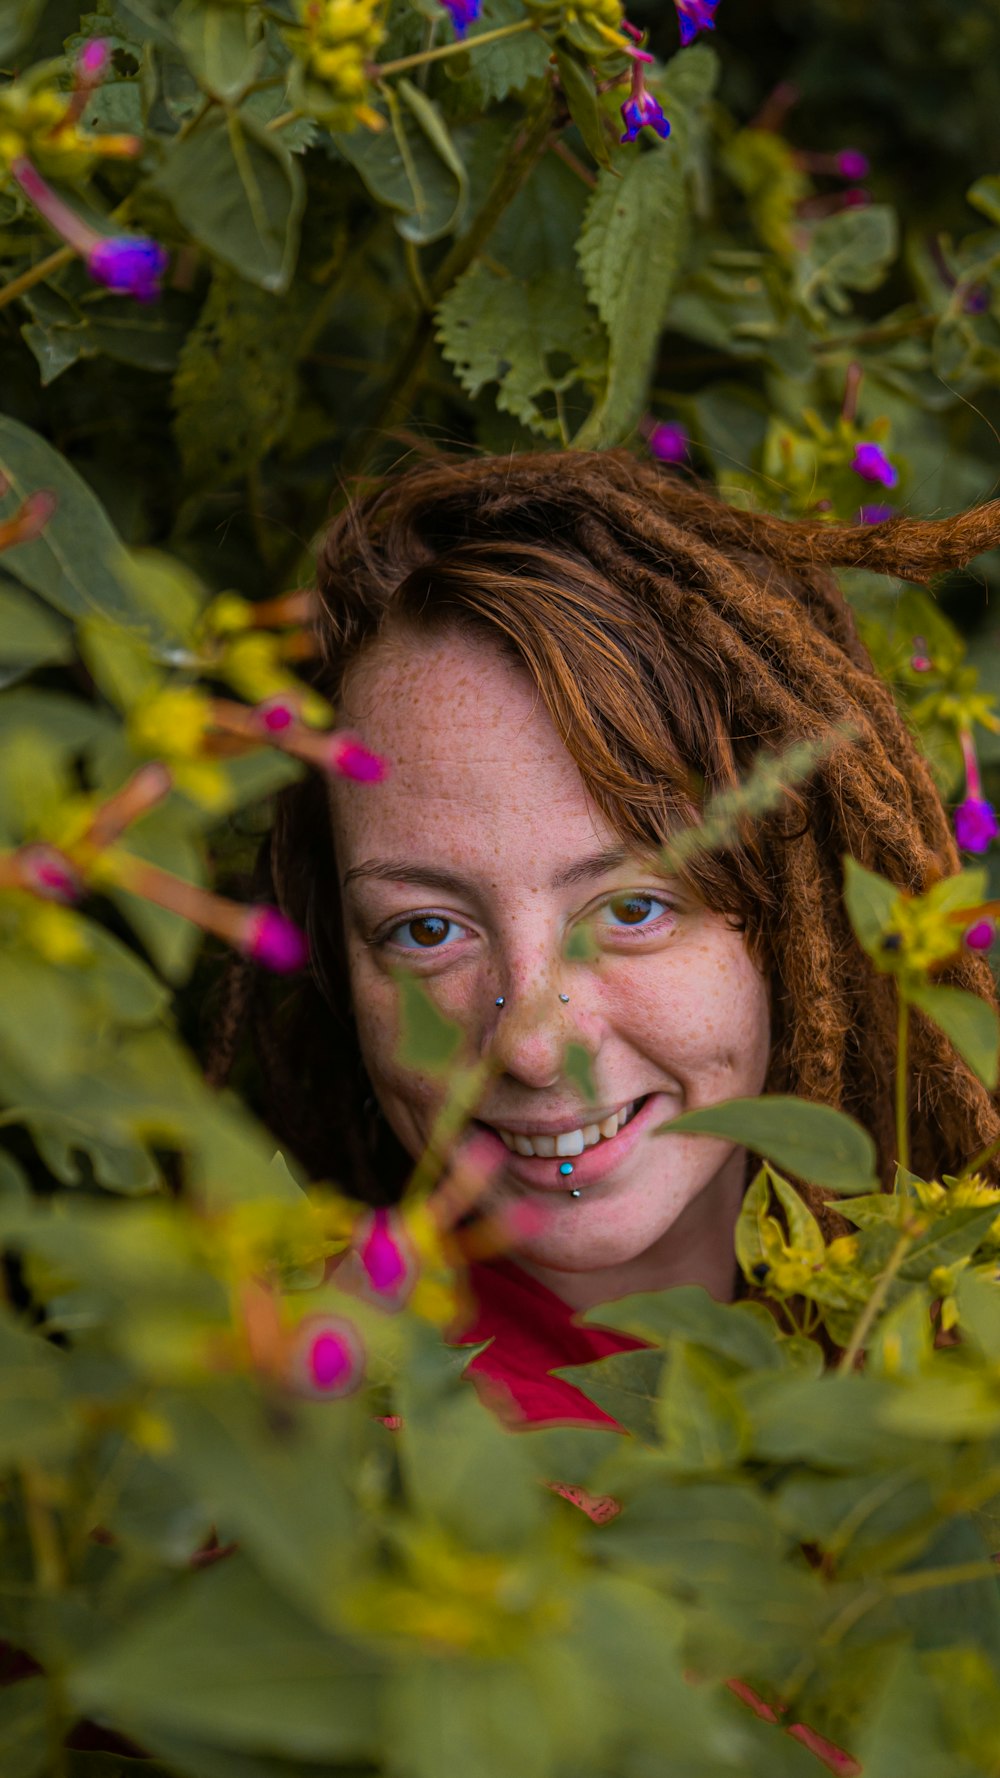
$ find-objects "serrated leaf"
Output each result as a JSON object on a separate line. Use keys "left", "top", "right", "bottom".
{"left": 154, "top": 108, "right": 304, "bottom": 293}
{"left": 460, "top": 0, "right": 550, "bottom": 104}
{"left": 907, "top": 980, "right": 999, "bottom": 1089}
{"left": 173, "top": 270, "right": 298, "bottom": 491}
{"left": 794, "top": 204, "right": 899, "bottom": 319}
{"left": 437, "top": 263, "right": 603, "bottom": 437}
{"left": 659, "top": 1095, "right": 879, "bottom": 1194}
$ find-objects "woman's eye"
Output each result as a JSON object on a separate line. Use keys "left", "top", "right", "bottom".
{"left": 388, "top": 915, "right": 465, "bottom": 950}
{"left": 600, "top": 893, "right": 671, "bottom": 929}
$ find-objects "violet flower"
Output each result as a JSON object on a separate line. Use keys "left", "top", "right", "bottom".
{"left": 836, "top": 149, "right": 869, "bottom": 180}
{"left": 439, "top": 0, "right": 481, "bottom": 31}
{"left": 965, "top": 919, "right": 995, "bottom": 952}
{"left": 327, "top": 734, "right": 388, "bottom": 783}
{"left": 358, "top": 1208, "right": 414, "bottom": 1306}
{"left": 955, "top": 730, "right": 999, "bottom": 855}
{"left": 675, "top": 0, "right": 718, "bottom": 45}
{"left": 620, "top": 58, "right": 670, "bottom": 145}
{"left": 851, "top": 442, "right": 898, "bottom": 488}
{"left": 856, "top": 503, "right": 895, "bottom": 525}
{"left": 646, "top": 421, "right": 688, "bottom": 464}
{"left": 11, "top": 157, "right": 168, "bottom": 302}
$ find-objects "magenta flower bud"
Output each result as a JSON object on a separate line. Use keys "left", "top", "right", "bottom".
{"left": 327, "top": 736, "right": 388, "bottom": 783}
{"left": 18, "top": 845, "right": 83, "bottom": 903}
{"left": 910, "top": 637, "right": 932, "bottom": 672}
{"left": 836, "top": 149, "right": 870, "bottom": 180}
{"left": 954, "top": 797, "right": 999, "bottom": 855}
{"left": 965, "top": 919, "right": 995, "bottom": 952}
{"left": 358, "top": 1208, "right": 414, "bottom": 1305}
{"left": 647, "top": 422, "right": 689, "bottom": 464}
{"left": 857, "top": 503, "right": 895, "bottom": 524}
{"left": 245, "top": 907, "right": 310, "bottom": 972}
{"left": 851, "top": 443, "right": 898, "bottom": 488}
{"left": 440, "top": 0, "right": 481, "bottom": 32}
{"left": 675, "top": 0, "right": 719, "bottom": 45}
{"left": 289, "top": 1315, "right": 364, "bottom": 1397}
{"left": 256, "top": 696, "right": 296, "bottom": 734}
{"left": 87, "top": 236, "right": 169, "bottom": 303}
{"left": 78, "top": 38, "right": 111, "bottom": 82}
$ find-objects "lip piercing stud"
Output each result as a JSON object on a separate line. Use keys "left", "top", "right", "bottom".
{"left": 559, "top": 1161, "right": 574, "bottom": 1176}
{"left": 558, "top": 993, "right": 570, "bottom": 1003}
{"left": 569, "top": 1188, "right": 582, "bottom": 1198}
{"left": 495, "top": 996, "right": 505, "bottom": 1006}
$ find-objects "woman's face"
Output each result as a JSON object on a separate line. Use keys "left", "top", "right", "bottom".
{"left": 329, "top": 630, "right": 771, "bottom": 1308}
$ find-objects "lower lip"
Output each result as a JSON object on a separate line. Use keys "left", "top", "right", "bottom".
{"left": 475, "top": 1092, "right": 669, "bottom": 1194}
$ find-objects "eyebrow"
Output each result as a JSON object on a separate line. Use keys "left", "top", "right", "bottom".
{"left": 341, "top": 845, "right": 636, "bottom": 896}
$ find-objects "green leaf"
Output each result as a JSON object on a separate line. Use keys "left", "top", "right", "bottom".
{"left": 459, "top": 0, "right": 550, "bottom": 104}
{"left": 175, "top": 0, "right": 265, "bottom": 102}
{"left": 907, "top": 980, "right": 999, "bottom": 1089}
{"left": 68, "top": 1556, "right": 382, "bottom": 1760}
{"left": 173, "top": 271, "right": 299, "bottom": 491}
{"left": 0, "top": 578, "right": 72, "bottom": 684}
{"left": 655, "top": 1339, "right": 750, "bottom": 1471}
{"left": 555, "top": 50, "right": 613, "bottom": 169}
{"left": 333, "top": 80, "right": 467, "bottom": 247}
{"left": 553, "top": 1347, "right": 665, "bottom": 1442}
{"left": 394, "top": 973, "right": 464, "bottom": 1073}
{"left": 967, "top": 175, "right": 1000, "bottom": 225}
{"left": 657, "top": 1095, "right": 879, "bottom": 1194}
{"left": 0, "top": 1675, "right": 51, "bottom": 1778}
{"left": 794, "top": 204, "right": 899, "bottom": 319}
{"left": 841, "top": 854, "right": 900, "bottom": 959}
{"left": 856, "top": 1647, "right": 975, "bottom": 1778}
{"left": 154, "top": 109, "right": 305, "bottom": 293}
{"left": 581, "top": 1282, "right": 785, "bottom": 1372}
{"left": 563, "top": 1040, "right": 597, "bottom": 1103}
{"left": 0, "top": 419, "right": 188, "bottom": 643}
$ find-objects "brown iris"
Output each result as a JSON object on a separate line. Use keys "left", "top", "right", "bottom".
{"left": 609, "top": 894, "right": 656, "bottom": 926}
{"left": 407, "top": 915, "right": 450, "bottom": 946}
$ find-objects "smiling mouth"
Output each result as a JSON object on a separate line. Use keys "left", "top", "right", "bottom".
{"left": 480, "top": 1097, "right": 647, "bottom": 1160}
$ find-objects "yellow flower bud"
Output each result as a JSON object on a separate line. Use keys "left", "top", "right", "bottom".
{"left": 128, "top": 686, "right": 213, "bottom": 761}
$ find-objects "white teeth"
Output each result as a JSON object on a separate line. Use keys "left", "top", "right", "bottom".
{"left": 555, "top": 1129, "right": 585, "bottom": 1157}
{"left": 493, "top": 1101, "right": 641, "bottom": 1159}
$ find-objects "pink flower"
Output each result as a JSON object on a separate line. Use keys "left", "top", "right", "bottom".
{"left": 290, "top": 1315, "right": 364, "bottom": 1397}
{"left": 646, "top": 422, "right": 689, "bottom": 464}
{"left": 965, "top": 919, "right": 995, "bottom": 952}
{"left": 327, "top": 735, "right": 389, "bottom": 783}
{"left": 18, "top": 845, "right": 83, "bottom": 903}
{"left": 245, "top": 907, "right": 310, "bottom": 972}
{"left": 836, "top": 149, "right": 870, "bottom": 180}
{"left": 358, "top": 1208, "right": 414, "bottom": 1306}
{"left": 255, "top": 696, "right": 297, "bottom": 734}
{"left": 851, "top": 442, "right": 898, "bottom": 488}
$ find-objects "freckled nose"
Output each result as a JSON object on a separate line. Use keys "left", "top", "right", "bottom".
{"left": 487, "top": 990, "right": 569, "bottom": 1090}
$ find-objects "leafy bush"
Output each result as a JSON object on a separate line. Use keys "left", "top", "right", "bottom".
{"left": 4, "top": 1, "right": 1000, "bottom": 1774}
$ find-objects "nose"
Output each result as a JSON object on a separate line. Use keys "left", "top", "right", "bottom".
{"left": 485, "top": 979, "right": 587, "bottom": 1091}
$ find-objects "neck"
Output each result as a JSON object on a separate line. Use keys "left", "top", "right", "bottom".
{"left": 514, "top": 1148, "right": 748, "bottom": 1312}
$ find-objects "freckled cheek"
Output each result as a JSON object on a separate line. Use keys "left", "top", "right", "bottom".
{"left": 603, "top": 950, "right": 770, "bottom": 1075}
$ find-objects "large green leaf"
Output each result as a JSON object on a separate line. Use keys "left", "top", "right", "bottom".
{"left": 336, "top": 81, "right": 468, "bottom": 246}
{"left": 793, "top": 204, "right": 899, "bottom": 319}
{"left": 907, "top": 980, "right": 1000, "bottom": 1089}
{"left": 174, "top": 0, "right": 265, "bottom": 102}
{"left": 0, "top": 1675, "right": 50, "bottom": 1778}
{"left": 154, "top": 108, "right": 305, "bottom": 293}
{"left": 657, "top": 1095, "right": 879, "bottom": 1194}
{"left": 0, "top": 577, "right": 72, "bottom": 686}
{"left": 655, "top": 1339, "right": 750, "bottom": 1471}
{"left": 841, "top": 854, "right": 900, "bottom": 959}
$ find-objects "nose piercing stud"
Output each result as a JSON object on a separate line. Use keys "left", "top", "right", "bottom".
{"left": 495, "top": 996, "right": 505, "bottom": 1007}
{"left": 558, "top": 993, "right": 570, "bottom": 1003}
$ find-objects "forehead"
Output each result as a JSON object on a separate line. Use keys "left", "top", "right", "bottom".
{"left": 328, "top": 630, "right": 617, "bottom": 875}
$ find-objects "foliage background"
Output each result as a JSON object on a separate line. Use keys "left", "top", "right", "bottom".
{"left": 5, "top": 1, "right": 1000, "bottom": 1775}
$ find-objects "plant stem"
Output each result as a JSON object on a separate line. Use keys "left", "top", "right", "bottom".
{"left": 958, "top": 1131, "right": 1000, "bottom": 1180}
{"left": 20, "top": 1464, "right": 65, "bottom": 1593}
{"left": 886, "top": 1558, "right": 1000, "bottom": 1596}
{"left": 266, "top": 109, "right": 298, "bottom": 133}
{"left": 0, "top": 245, "right": 74, "bottom": 312}
{"left": 374, "top": 17, "right": 536, "bottom": 79}
{"left": 837, "top": 1227, "right": 914, "bottom": 1373}
{"left": 895, "top": 990, "right": 910, "bottom": 1178}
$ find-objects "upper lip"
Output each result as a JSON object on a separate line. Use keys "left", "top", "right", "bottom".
{"left": 477, "top": 1096, "right": 645, "bottom": 1137}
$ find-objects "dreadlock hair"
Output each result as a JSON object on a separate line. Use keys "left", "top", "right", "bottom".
{"left": 207, "top": 449, "right": 1000, "bottom": 1234}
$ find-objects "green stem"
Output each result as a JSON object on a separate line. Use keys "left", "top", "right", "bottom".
{"left": 374, "top": 17, "right": 537, "bottom": 79}
{"left": 886, "top": 1558, "right": 1000, "bottom": 1596}
{"left": 0, "top": 245, "right": 74, "bottom": 312}
{"left": 837, "top": 1227, "right": 914, "bottom": 1373}
{"left": 896, "top": 990, "right": 910, "bottom": 1179}
{"left": 956, "top": 1130, "right": 1000, "bottom": 1181}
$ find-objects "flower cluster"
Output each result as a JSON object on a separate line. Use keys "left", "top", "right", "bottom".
{"left": 286, "top": 0, "right": 386, "bottom": 132}
{"left": 522, "top": 0, "right": 629, "bottom": 61}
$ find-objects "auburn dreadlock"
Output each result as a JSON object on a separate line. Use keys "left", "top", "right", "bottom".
{"left": 206, "top": 449, "right": 1000, "bottom": 1234}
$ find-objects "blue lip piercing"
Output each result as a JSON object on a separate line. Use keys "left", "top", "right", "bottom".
{"left": 559, "top": 1161, "right": 574, "bottom": 1176}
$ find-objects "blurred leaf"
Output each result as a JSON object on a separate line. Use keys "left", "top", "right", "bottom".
{"left": 907, "top": 979, "right": 1000, "bottom": 1088}
{"left": 154, "top": 109, "right": 305, "bottom": 293}
{"left": 658, "top": 1095, "right": 879, "bottom": 1194}
{"left": 0, "top": 1675, "right": 51, "bottom": 1778}
{"left": 555, "top": 50, "right": 613, "bottom": 169}
{"left": 175, "top": 0, "right": 265, "bottom": 101}
{"left": 173, "top": 271, "right": 299, "bottom": 491}
{"left": 395, "top": 973, "right": 464, "bottom": 1073}
{"left": 842, "top": 855, "right": 900, "bottom": 957}
{"left": 581, "top": 1283, "right": 786, "bottom": 1372}
{"left": 0, "top": 578, "right": 72, "bottom": 685}
{"left": 655, "top": 1339, "right": 750, "bottom": 1471}
{"left": 553, "top": 1347, "right": 665, "bottom": 1442}
{"left": 794, "top": 205, "right": 899, "bottom": 319}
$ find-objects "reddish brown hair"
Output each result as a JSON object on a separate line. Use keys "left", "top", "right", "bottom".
{"left": 209, "top": 449, "right": 1000, "bottom": 1225}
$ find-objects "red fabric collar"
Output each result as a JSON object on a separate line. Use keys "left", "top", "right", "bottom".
{"left": 456, "top": 1257, "right": 647, "bottom": 1427}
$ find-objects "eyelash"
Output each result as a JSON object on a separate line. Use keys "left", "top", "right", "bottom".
{"left": 378, "top": 893, "right": 677, "bottom": 955}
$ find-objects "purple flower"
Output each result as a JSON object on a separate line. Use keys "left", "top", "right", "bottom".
{"left": 620, "top": 83, "right": 671, "bottom": 145}
{"left": 359, "top": 1208, "right": 414, "bottom": 1305}
{"left": 291, "top": 1315, "right": 364, "bottom": 1397}
{"left": 836, "top": 149, "right": 869, "bottom": 181}
{"left": 857, "top": 503, "right": 895, "bottom": 524}
{"left": 647, "top": 422, "right": 688, "bottom": 464}
{"left": 963, "top": 285, "right": 990, "bottom": 315}
{"left": 440, "top": 0, "right": 481, "bottom": 33}
{"left": 954, "top": 797, "right": 999, "bottom": 855}
{"left": 78, "top": 38, "right": 111, "bottom": 82}
{"left": 246, "top": 907, "right": 310, "bottom": 972}
{"left": 965, "top": 919, "right": 995, "bottom": 952}
{"left": 675, "top": 0, "right": 719, "bottom": 45}
{"left": 87, "top": 236, "right": 169, "bottom": 303}
{"left": 327, "top": 735, "right": 388, "bottom": 782}
{"left": 19, "top": 845, "right": 83, "bottom": 904}
{"left": 255, "top": 696, "right": 297, "bottom": 734}
{"left": 851, "top": 442, "right": 898, "bottom": 488}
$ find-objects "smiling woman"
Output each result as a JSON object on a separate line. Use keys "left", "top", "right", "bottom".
{"left": 209, "top": 448, "right": 1000, "bottom": 1419}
